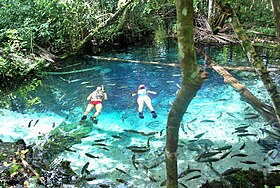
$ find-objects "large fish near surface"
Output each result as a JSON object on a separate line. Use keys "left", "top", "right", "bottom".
{"left": 221, "top": 167, "right": 242, "bottom": 176}
{"left": 116, "top": 168, "right": 130, "bottom": 176}
{"left": 131, "top": 154, "right": 138, "bottom": 170}
{"left": 185, "top": 175, "right": 201, "bottom": 181}
{"left": 214, "top": 145, "right": 232, "bottom": 151}
{"left": 194, "top": 132, "right": 206, "bottom": 139}
{"left": 239, "top": 142, "right": 246, "bottom": 150}
{"left": 231, "top": 153, "right": 248, "bottom": 158}
{"left": 195, "top": 151, "right": 221, "bottom": 161}
{"left": 178, "top": 165, "right": 201, "bottom": 179}
{"left": 240, "top": 160, "right": 256, "bottom": 164}
{"left": 81, "top": 162, "right": 90, "bottom": 176}
{"left": 219, "top": 151, "right": 231, "bottom": 159}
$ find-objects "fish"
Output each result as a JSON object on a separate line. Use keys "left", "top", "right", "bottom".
{"left": 237, "top": 133, "right": 257, "bottom": 137}
{"left": 116, "top": 178, "right": 128, "bottom": 184}
{"left": 141, "top": 131, "right": 158, "bottom": 136}
{"left": 98, "top": 184, "right": 110, "bottom": 188}
{"left": 200, "top": 120, "right": 215, "bottom": 123}
{"left": 100, "top": 147, "right": 109, "bottom": 151}
{"left": 221, "top": 167, "right": 242, "bottom": 176}
{"left": 160, "top": 129, "right": 164, "bottom": 136}
{"left": 197, "top": 158, "right": 220, "bottom": 163}
{"left": 217, "top": 112, "right": 223, "bottom": 119}
{"left": 181, "top": 123, "right": 188, "bottom": 134}
{"left": 124, "top": 129, "right": 144, "bottom": 134}
{"left": 270, "top": 162, "right": 280, "bottom": 166}
{"left": 94, "top": 138, "right": 108, "bottom": 142}
{"left": 226, "top": 112, "right": 236, "bottom": 118}
{"left": 111, "top": 135, "right": 122, "bottom": 139}
{"left": 187, "top": 118, "right": 197, "bottom": 123}
{"left": 33, "top": 119, "right": 39, "bottom": 126}
{"left": 245, "top": 114, "right": 260, "bottom": 120}
{"left": 64, "top": 147, "right": 76, "bottom": 152}
{"left": 85, "top": 153, "right": 99, "bottom": 159}
{"left": 244, "top": 106, "right": 250, "bottom": 111}
{"left": 130, "top": 147, "right": 150, "bottom": 153}
{"left": 179, "top": 182, "right": 188, "bottom": 188}
{"left": 235, "top": 125, "right": 250, "bottom": 130}
{"left": 92, "top": 143, "right": 107, "bottom": 147}
{"left": 121, "top": 114, "right": 125, "bottom": 123}
{"left": 178, "top": 165, "right": 201, "bottom": 179}
{"left": 131, "top": 154, "right": 138, "bottom": 170}
{"left": 84, "top": 177, "right": 96, "bottom": 181}
{"left": 185, "top": 175, "right": 201, "bottom": 181}
{"left": 186, "top": 123, "right": 195, "bottom": 132}
{"left": 116, "top": 168, "right": 129, "bottom": 176}
{"left": 214, "top": 145, "right": 232, "bottom": 151}
{"left": 148, "top": 159, "right": 165, "bottom": 169}
{"left": 147, "top": 170, "right": 157, "bottom": 182}
{"left": 81, "top": 162, "right": 90, "bottom": 175}
{"left": 239, "top": 142, "right": 246, "bottom": 150}
{"left": 196, "top": 151, "right": 221, "bottom": 160}
{"left": 219, "top": 151, "right": 231, "bottom": 159}
{"left": 28, "top": 120, "right": 33, "bottom": 128}
{"left": 194, "top": 132, "right": 205, "bottom": 139}
{"left": 126, "top": 145, "right": 148, "bottom": 150}
{"left": 231, "top": 153, "right": 248, "bottom": 158}
{"left": 240, "top": 160, "right": 256, "bottom": 164}
{"left": 232, "top": 129, "right": 249, "bottom": 134}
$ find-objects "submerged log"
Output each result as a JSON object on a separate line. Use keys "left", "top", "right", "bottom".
{"left": 197, "top": 48, "right": 279, "bottom": 127}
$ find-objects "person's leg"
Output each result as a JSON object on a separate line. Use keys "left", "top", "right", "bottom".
{"left": 91, "top": 103, "right": 102, "bottom": 124}
{"left": 137, "top": 97, "right": 144, "bottom": 119}
{"left": 144, "top": 97, "right": 157, "bottom": 118}
{"left": 79, "top": 104, "right": 94, "bottom": 124}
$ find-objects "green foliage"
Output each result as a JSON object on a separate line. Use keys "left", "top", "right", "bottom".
{"left": 0, "top": 79, "right": 42, "bottom": 110}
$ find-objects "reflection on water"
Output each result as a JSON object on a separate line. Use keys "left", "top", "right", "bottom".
{"left": 0, "top": 44, "right": 279, "bottom": 187}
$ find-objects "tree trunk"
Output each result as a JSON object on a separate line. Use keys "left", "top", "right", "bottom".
{"left": 165, "top": 0, "right": 207, "bottom": 187}
{"left": 270, "top": 0, "right": 280, "bottom": 44}
{"left": 208, "top": 0, "right": 214, "bottom": 20}
{"left": 59, "top": 0, "right": 132, "bottom": 59}
{"left": 228, "top": 6, "right": 280, "bottom": 126}
{"left": 197, "top": 48, "right": 279, "bottom": 126}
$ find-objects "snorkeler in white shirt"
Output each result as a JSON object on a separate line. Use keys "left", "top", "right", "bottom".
{"left": 132, "top": 84, "right": 157, "bottom": 119}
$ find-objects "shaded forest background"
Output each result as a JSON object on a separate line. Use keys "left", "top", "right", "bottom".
{"left": 0, "top": 0, "right": 278, "bottom": 89}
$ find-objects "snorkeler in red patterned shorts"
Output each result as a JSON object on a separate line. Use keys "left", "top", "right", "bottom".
{"left": 79, "top": 85, "right": 108, "bottom": 124}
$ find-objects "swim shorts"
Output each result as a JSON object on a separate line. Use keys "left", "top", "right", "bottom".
{"left": 89, "top": 101, "right": 102, "bottom": 105}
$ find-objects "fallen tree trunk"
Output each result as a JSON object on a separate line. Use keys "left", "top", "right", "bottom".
{"left": 197, "top": 48, "right": 279, "bottom": 127}
{"left": 229, "top": 7, "right": 280, "bottom": 126}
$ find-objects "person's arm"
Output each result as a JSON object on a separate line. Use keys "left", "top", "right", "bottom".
{"left": 103, "top": 91, "right": 108, "bottom": 100}
{"left": 101, "top": 85, "right": 108, "bottom": 100}
{"left": 87, "top": 93, "right": 93, "bottom": 100}
{"left": 131, "top": 90, "right": 137, "bottom": 96}
{"left": 147, "top": 90, "right": 157, "bottom": 95}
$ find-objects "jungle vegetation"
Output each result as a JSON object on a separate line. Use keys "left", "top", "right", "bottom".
{"left": 0, "top": 0, "right": 278, "bottom": 89}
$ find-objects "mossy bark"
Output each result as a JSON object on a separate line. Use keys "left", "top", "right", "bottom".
{"left": 270, "top": 0, "right": 280, "bottom": 45}
{"left": 229, "top": 8, "right": 280, "bottom": 126}
{"left": 165, "top": 0, "right": 206, "bottom": 187}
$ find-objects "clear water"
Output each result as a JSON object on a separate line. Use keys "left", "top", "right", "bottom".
{"left": 0, "top": 43, "right": 279, "bottom": 187}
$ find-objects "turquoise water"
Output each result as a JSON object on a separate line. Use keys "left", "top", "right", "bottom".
{"left": 0, "top": 44, "right": 279, "bottom": 187}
